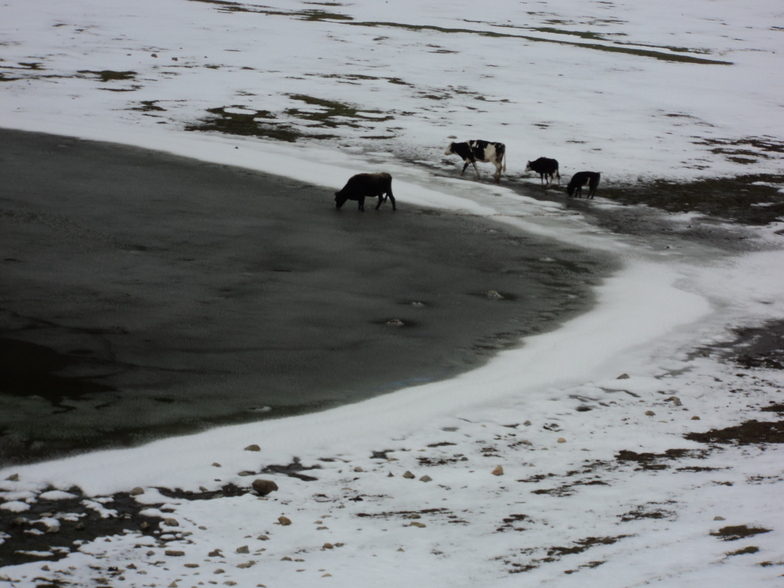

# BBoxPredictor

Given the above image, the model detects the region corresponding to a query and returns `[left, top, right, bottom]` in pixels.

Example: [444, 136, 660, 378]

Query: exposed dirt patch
[710, 524, 772, 541]
[0, 487, 163, 567]
[77, 70, 137, 82]
[598, 173, 784, 226]
[685, 420, 784, 445]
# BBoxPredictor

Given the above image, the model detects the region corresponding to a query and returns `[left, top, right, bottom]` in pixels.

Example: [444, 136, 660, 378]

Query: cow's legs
[472, 161, 481, 180]
[460, 162, 470, 176]
[387, 190, 396, 210]
[358, 196, 365, 211]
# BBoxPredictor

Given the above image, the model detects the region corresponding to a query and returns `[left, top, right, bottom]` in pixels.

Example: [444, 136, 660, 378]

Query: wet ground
[0, 129, 615, 465]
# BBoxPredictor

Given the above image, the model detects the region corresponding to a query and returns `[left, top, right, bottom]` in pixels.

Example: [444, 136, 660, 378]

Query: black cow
[566, 171, 601, 199]
[525, 157, 560, 187]
[444, 140, 506, 183]
[334, 172, 396, 211]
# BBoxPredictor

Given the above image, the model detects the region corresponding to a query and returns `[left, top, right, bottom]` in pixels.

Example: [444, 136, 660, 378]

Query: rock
[645, 410, 655, 416]
[387, 472, 394, 477]
[252, 479, 278, 497]
[386, 318, 404, 327]
[557, 438, 566, 444]
[322, 543, 334, 549]
[165, 550, 185, 556]
[214, 568, 225, 574]
[402, 471, 415, 479]
[524, 420, 532, 427]
[237, 561, 255, 569]
[208, 549, 223, 557]
[409, 522, 426, 528]
[354, 466, 363, 472]
[322, 573, 332, 578]
[281, 556, 292, 561]
[486, 290, 504, 299]
[666, 396, 683, 406]
[147, 550, 155, 556]
[617, 373, 630, 379]
[185, 563, 199, 568]
[714, 516, 726, 521]
[278, 516, 292, 526]
[236, 545, 249, 554]
[169, 582, 178, 588]
[492, 465, 504, 476]
[257, 534, 270, 541]
[130, 487, 145, 496]
[163, 518, 179, 527]
[692, 416, 701, 420]
[5, 473, 19, 482]
[245, 444, 261, 452]
[212, 463, 221, 467]
[419, 475, 432, 482]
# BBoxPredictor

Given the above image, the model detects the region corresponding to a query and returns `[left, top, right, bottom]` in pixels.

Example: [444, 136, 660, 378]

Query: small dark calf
[334, 172, 396, 211]
[566, 171, 601, 199]
[525, 157, 560, 187]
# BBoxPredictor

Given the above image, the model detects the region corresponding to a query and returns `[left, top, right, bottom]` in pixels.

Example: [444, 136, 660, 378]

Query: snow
[1, 0, 784, 586]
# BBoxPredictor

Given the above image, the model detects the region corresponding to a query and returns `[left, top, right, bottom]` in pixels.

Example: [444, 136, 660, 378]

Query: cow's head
[334, 191, 348, 209]
[444, 142, 456, 156]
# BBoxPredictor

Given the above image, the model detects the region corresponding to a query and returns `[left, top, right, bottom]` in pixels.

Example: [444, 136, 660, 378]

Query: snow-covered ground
[2, 0, 784, 586]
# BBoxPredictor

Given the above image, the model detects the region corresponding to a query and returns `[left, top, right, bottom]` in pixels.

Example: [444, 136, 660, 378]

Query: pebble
[419, 475, 433, 482]
[557, 438, 566, 444]
[252, 479, 278, 497]
[645, 411, 656, 416]
[163, 518, 179, 527]
[492, 465, 504, 476]
[245, 444, 261, 452]
[403, 471, 415, 479]
[165, 550, 185, 557]
[130, 487, 145, 496]
[236, 545, 249, 554]
[278, 516, 292, 526]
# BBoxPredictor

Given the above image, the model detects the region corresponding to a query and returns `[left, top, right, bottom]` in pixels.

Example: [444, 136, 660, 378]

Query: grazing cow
[334, 172, 396, 211]
[525, 157, 560, 187]
[444, 140, 506, 183]
[566, 171, 601, 199]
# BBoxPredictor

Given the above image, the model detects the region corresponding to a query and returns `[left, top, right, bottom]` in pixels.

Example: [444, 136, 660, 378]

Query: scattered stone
[420, 475, 433, 482]
[163, 518, 179, 527]
[692, 416, 701, 420]
[322, 543, 334, 550]
[236, 545, 249, 554]
[165, 550, 185, 557]
[185, 563, 199, 568]
[486, 290, 504, 299]
[645, 411, 656, 416]
[557, 437, 567, 443]
[208, 549, 223, 557]
[278, 516, 292, 526]
[492, 465, 504, 476]
[354, 466, 364, 472]
[257, 535, 270, 541]
[281, 556, 292, 561]
[212, 463, 222, 467]
[386, 318, 404, 327]
[252, 479, 278, 497]
[245, 444, 261, 452]
[714, 516, 726, 521]
[403, 471, 415, 479]
[237, 561, 255, 569]
[409, 522, 426, 528]
[5, 474, 19, 482]
[322, 573, 332, 578]
[617, 373, 630, 379]
[147, 550, 155, 556]
[387, 472, 394, 477]
[238, 470, 256, 477]
[397, 548, 405, 552]
[666, 396, 683, 406]
[214, 568, 225, 573]
[130, 487, 145, 496]
[524, 420, 532, 427]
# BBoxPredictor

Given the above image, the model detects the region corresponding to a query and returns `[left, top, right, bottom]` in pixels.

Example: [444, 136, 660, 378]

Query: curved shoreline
[0, 129, 616, 465]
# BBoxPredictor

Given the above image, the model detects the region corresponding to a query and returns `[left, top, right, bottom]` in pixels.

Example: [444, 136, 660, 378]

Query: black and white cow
[444, 140, 506, 183]
[566, 171, 601, 199]
[525, 157, 560, 187]
[334, 172, 396, 211]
